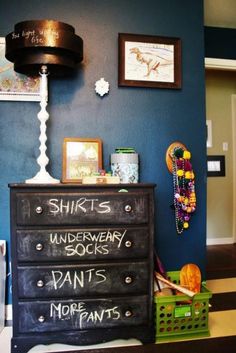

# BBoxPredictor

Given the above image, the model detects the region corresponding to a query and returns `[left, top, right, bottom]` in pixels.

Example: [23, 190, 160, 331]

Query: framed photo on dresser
[62, 138, 103, 183]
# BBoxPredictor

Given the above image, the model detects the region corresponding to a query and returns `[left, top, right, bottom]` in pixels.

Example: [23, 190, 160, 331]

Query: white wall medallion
[95, 77, 109, 97]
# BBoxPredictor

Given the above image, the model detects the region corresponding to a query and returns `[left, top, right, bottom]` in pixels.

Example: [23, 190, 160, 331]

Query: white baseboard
[207, 236, 235, 245]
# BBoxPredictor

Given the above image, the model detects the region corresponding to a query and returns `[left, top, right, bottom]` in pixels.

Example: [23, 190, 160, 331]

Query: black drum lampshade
[5, 19, 83, 76]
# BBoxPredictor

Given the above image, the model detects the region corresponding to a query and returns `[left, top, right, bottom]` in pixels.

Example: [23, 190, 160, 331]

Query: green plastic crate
[155, 271, 212, 342]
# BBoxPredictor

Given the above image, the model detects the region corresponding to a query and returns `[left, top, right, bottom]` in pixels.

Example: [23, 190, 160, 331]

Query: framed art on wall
[0, 37, 40, 101]
[118, 33, 181, 89]
[62, 138, 103, 183]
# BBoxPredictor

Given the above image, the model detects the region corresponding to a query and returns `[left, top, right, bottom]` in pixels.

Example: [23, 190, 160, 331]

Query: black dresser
[9, 183, 155, 353]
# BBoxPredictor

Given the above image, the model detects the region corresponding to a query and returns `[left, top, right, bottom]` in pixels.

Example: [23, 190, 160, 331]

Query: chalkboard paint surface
[10, 184, 155, 349]
[18, 295, 149, 333]
[17, 261, 149, 298]
[16, 192, 149, 225]
[17, 227, 149, 261]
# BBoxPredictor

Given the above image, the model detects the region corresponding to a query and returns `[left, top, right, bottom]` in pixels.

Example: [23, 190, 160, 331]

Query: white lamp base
[25, 66, 59, 184]
[25, 170, 60, 184]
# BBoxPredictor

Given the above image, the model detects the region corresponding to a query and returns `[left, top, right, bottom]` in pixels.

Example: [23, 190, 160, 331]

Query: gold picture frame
[62, 138, 103, 183]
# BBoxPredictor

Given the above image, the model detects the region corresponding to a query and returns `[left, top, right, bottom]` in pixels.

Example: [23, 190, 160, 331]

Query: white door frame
[205, 57, 236, 245]
[205, 58, 236, 71]
[232, 94, 236, 243]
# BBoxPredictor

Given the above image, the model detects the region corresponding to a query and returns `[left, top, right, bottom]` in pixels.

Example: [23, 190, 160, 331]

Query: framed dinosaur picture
[118, 33, 181, 89]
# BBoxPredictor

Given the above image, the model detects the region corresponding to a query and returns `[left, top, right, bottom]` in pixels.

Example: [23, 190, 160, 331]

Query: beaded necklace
[172, 146, 196, 234]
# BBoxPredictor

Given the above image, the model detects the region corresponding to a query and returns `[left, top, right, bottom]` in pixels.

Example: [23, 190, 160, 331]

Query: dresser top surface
[9, 182, 156, 189]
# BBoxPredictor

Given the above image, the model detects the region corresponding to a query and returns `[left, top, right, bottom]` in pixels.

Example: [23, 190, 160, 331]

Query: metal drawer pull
[38, 315, 45, 323]
[125, 310, 133, 318]
[125, 205, 132, 213]
[35, 243, 43, 251]
[125, 276, 133, 284]
[37, 280, 44, 288]
[35, 206, 43, 214]
[125, 240, 132, 248]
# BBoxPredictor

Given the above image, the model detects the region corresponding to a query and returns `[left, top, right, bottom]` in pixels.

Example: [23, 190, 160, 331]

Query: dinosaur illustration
[130, 47, 169, 77]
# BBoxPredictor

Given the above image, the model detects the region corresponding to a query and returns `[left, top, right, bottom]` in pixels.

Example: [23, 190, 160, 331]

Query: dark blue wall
[0, 0, 206, 305]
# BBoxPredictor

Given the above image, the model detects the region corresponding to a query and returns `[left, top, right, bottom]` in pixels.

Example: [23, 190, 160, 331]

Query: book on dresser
[9, 183, 156, 353]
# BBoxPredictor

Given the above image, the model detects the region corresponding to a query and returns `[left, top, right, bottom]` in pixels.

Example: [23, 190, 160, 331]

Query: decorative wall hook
[166, 141, 186, 173]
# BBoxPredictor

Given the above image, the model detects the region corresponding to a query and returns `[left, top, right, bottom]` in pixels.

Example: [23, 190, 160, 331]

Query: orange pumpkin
[180, 263, 201, 293]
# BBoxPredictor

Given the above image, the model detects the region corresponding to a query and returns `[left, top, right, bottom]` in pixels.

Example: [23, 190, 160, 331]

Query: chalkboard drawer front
[15, 192, 150, 225]
[18, 295, 150, 333]
[17, 227, 150, 262]
[18, 261, 149, 298]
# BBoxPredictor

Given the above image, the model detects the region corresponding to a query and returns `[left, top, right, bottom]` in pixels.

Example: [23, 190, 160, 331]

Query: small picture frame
[0, 37, 40, 101]
[118, 33, 181, 89]
[207, 155, 225, 177]
[62, 138, 103, 183]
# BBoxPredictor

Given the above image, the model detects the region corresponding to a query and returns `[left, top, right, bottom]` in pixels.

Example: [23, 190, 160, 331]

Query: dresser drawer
[15, 192, 149, 225]
[18, 261, 149, 298]
[18, 296, 149, 333]
[16, 227, 150, 262]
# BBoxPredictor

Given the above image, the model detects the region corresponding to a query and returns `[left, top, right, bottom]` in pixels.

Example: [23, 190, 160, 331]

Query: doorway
[206, 68, 236, 245]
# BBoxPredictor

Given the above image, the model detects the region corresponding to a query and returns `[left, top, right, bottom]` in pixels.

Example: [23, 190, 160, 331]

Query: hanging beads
[172, 146, 196, 234]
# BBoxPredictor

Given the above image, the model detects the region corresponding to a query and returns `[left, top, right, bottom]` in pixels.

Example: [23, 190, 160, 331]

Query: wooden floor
[206, 243, 236, 279]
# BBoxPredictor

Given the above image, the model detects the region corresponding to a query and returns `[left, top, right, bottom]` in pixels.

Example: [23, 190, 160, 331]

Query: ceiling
[204, 0, 236, 28]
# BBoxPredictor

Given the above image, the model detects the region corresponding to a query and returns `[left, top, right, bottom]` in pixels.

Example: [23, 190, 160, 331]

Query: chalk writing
[65, 243, 109, 257]
[12, 32, 20, 39]
[49, 229, 127, 257]
[48, 198, 111, 215]
[51, 269, 106, 289]
[50, 301, 120, 328]
[11, 28, 59, 45]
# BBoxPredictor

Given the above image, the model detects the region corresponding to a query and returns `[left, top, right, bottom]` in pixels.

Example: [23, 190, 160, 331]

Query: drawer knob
[35, 243, 43, 251]
[125, 276, 133, 284]
[125, 310, 133, 318]
[125, 205, 132, 213]
[38, 315, 45, 323]
[125, 240, 132, 248]
[35, 206, 43, 214]
[37, 280, 44, 288]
